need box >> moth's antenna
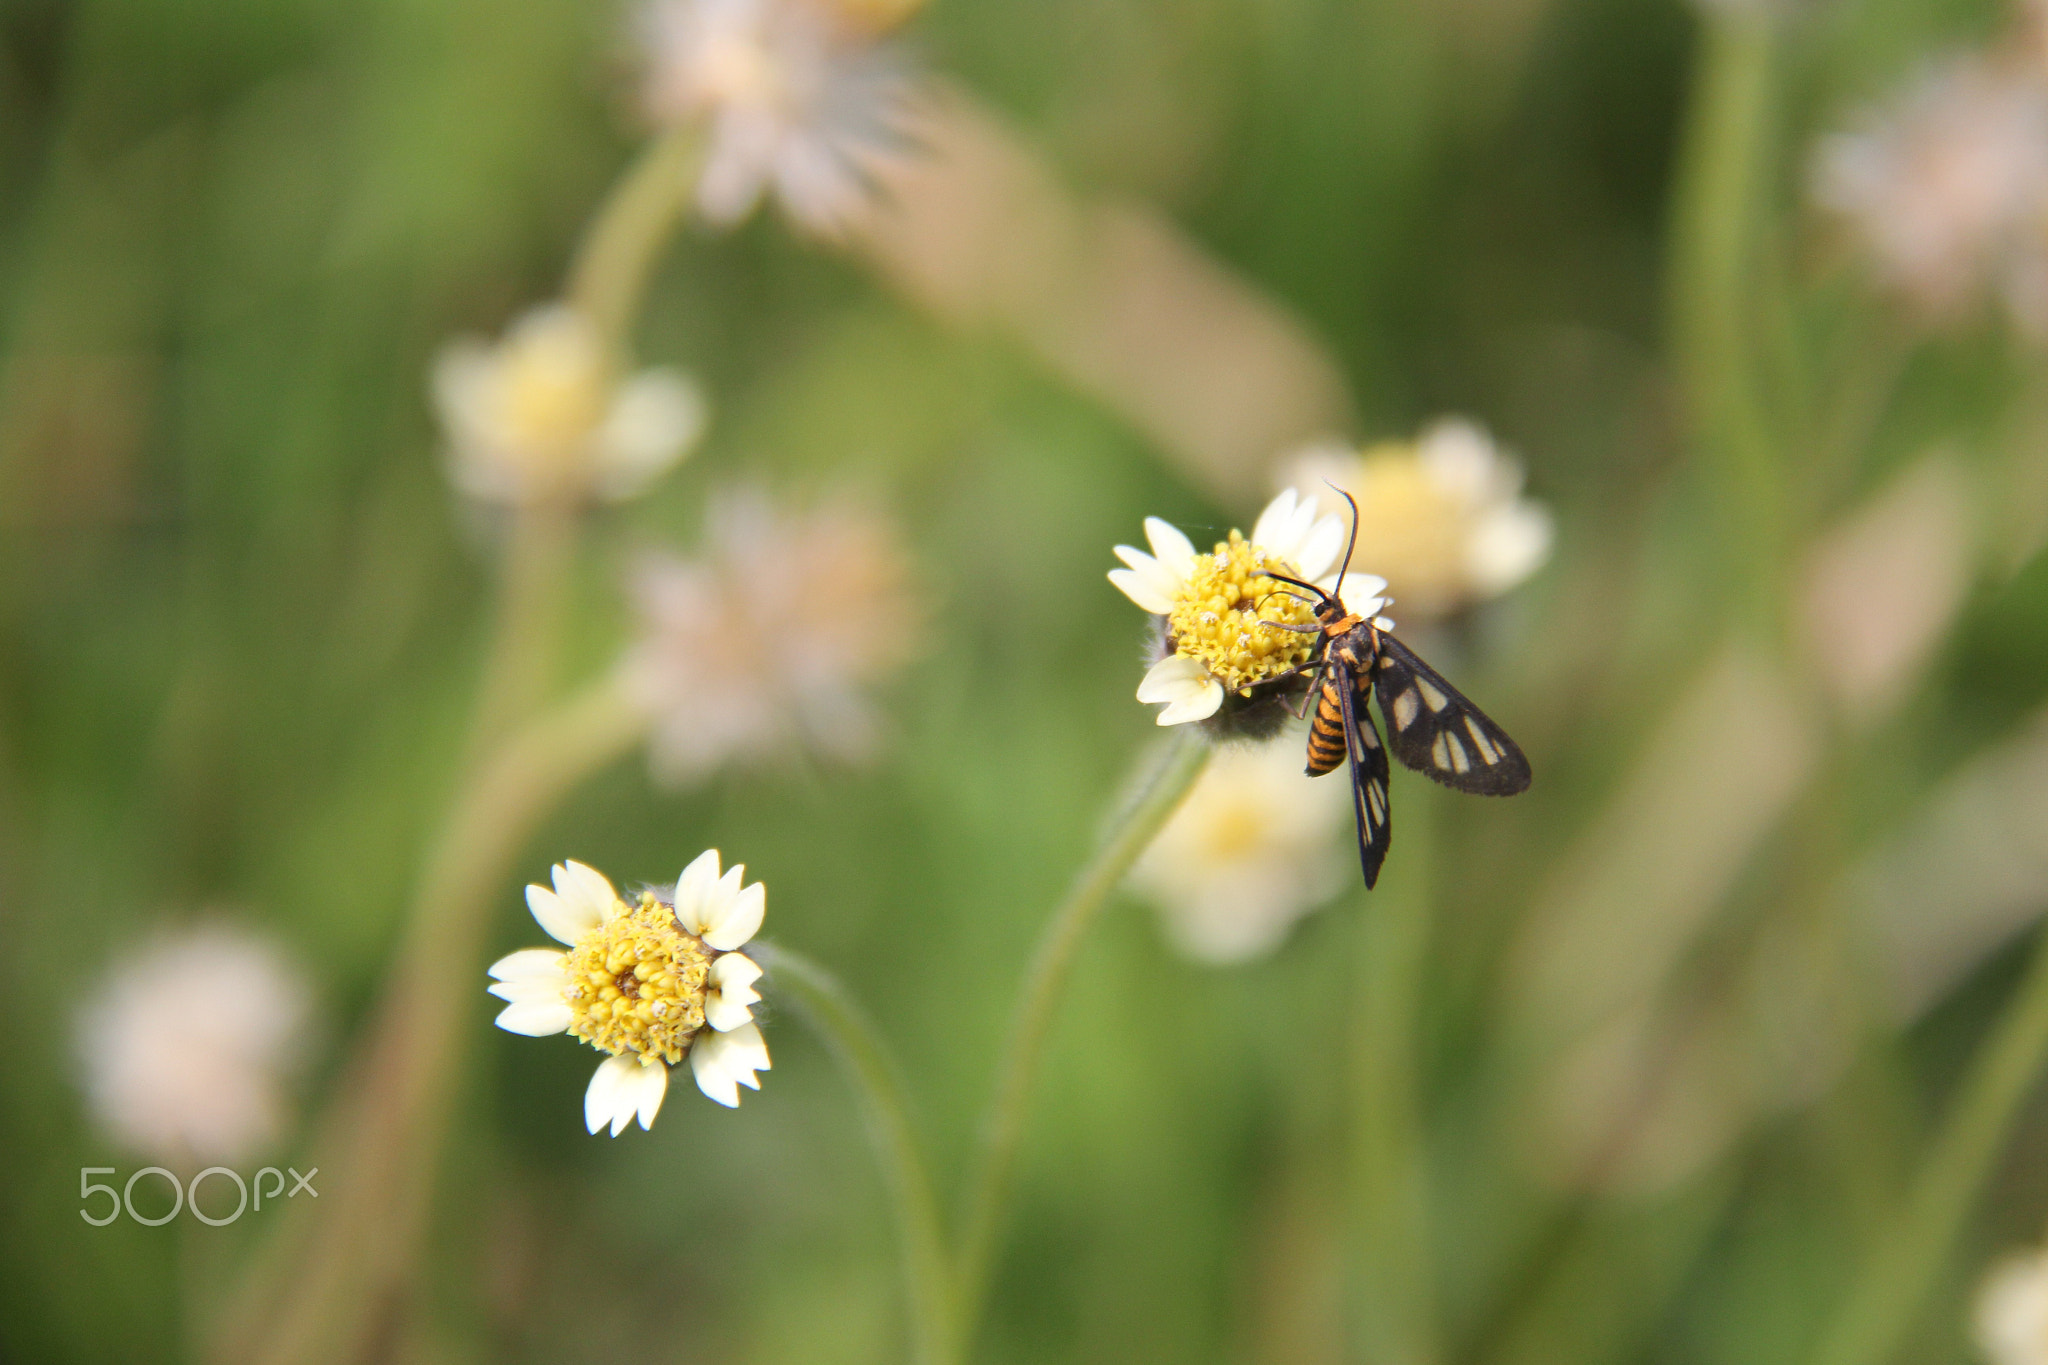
[1323,480,1360,606]
[1257,569,1335,608]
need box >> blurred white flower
[1278,420,1551,621]
[433,303,706,506]
[619,487,918,785]
[1813,53,2048,329]
[1977,1248,2048,1365]
[637,0,917,236]
[1130,734,1352,962]
[1110,489,1388,728]
[487,853,771,1131]
[76,924,311,1166]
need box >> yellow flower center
[1198,791,1273,861]
[1166,530,1319,695]
[561,893,710,1064]
[499,334,609,458]
[1346,446,1468,611]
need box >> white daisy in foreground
[488,853,771,1131]
[1109,489,1387,729]
[619,486,917,785]
[1977,1247,2048,1365]
[637,0,917,237]
[1130,733,1352,962]
[1813,52,2048,329]
[1278,419,1551,621]
[76,923,311,1165]
[433,303,706,506]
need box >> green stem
[565,125,706,350]
[953,728,1212,1347]
[1811,924,2048,1365]
[753,943,957,1365]
[469,498,579,751]
[1350,801,1439,1365]
[1669,5,1784,630]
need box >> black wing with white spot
[1370,633,1531,796]
[1337,661,1393,888]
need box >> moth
[1263,493,1531,888]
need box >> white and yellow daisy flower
[1278,419,1551,621]
[636,0,917,237]
[1109,489,1388,727]
[1128,733,1352,962]
[487,852,771,1133]
[1813,51,2048,330]
[433,303,706,506]
[618,486,918,786]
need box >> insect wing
[1337,662,1392,888]
[1371,634,1531,796]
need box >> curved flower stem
[752,943,957,1365]
[566,125,707,351]
[953,728,1211,1348]
[1811,925,2048,1365]
[211,680,649,1365]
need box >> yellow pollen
[1165,530,1319,694]
[498,330,609,459]
[562,892,711,1065]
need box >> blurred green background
[7,0,2048,1362]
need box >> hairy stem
[753,943,957,1365]
[953,728,1211,1348]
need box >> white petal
[431,342,497,452]
[1112,544,1158,573]
[487,955,569,1004]
[1467,502,1554,597]
[1141,518,1198,579]
[594,369,708,501]
[487,947,568,982]
[672,849,724,934]
[1156,683,1225,725]
[1137,656,1225,725]
[1107,550,1183,614]
[487,976,561,1004]
[556,861,622,924]
[1331,571,1388,602]
[696,108,778,226]
[495,999,573,1036]
[1137,654,1207,702]
[526,884,597,947]
[628,1057,669,1131]
[584,1055,631,1136]
[705,952,764,1031]
[1419,419,1504,505]
[691,1022,771,1108]
[701,876,765,951]
[1293,513,1348,582]
[1251,488,1300,553]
